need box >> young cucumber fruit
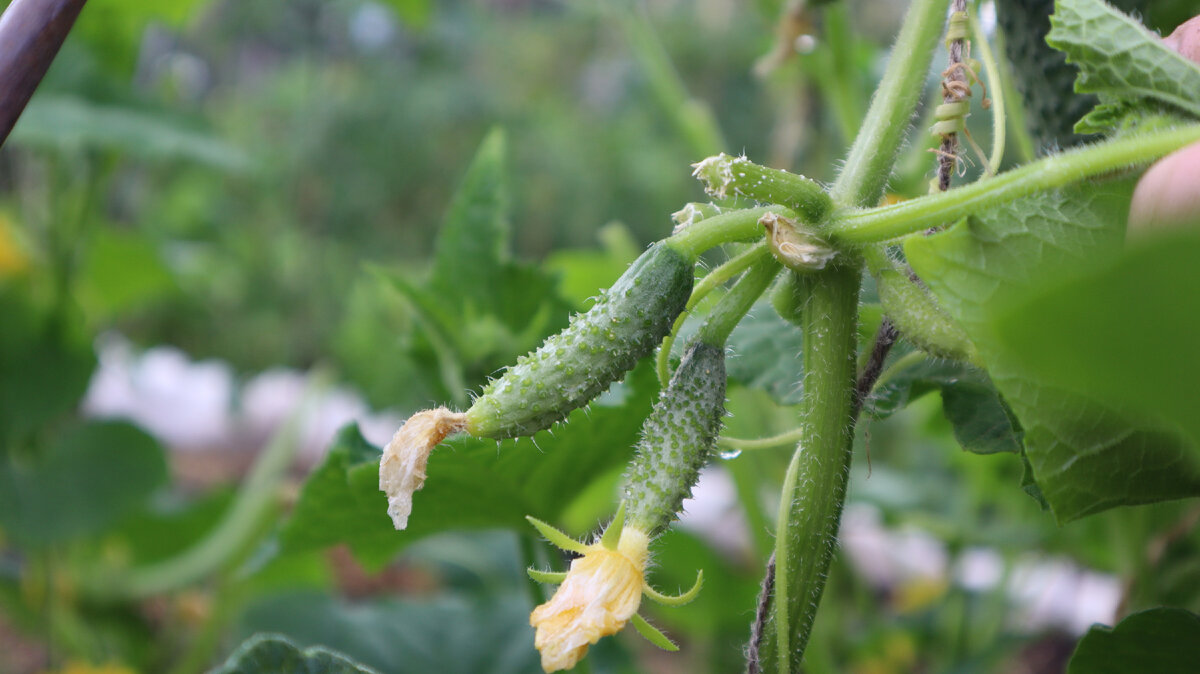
[464,240,694,439]
[622,340,726,536]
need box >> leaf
[0,288,96,448]
[905,181,1200,521]
[0,421,168,545]
[868,353,1022,455]
[75,228,178,321]
[1048,0,1200,133]
[429,128,511,316]
[281,364,658,568]
[1066,608,1200,674]
[988,232,1200,454]
[234,591,539,674]
[12,95,249,170]
[721,302,806,405]
[211,633,380,674]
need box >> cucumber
[622,340,727,536]
[996,0,1098,151]
[464,240,694,439]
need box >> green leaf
[1048,0,1200,133]
[76,228,177,321]
[235,591,539,674]
[1066,608,1200,674]
[212,633,380,674]
[0,288,96,449]
[281,364,658,568]
[12,95,249,170]
[988,232,1200,454]
[0,421,168,545]
[429,128,511,316]
[720,302,806,405]
[905,181,1200,521]
[869,353,1023,455]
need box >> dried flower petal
[378,407,465,529]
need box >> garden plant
[3,0,1200,673]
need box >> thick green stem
[761,265,861,674]
[829,123,1200,243]
[657,242,771,385]
[697,257,781,347]
[829,0,951,208]
[666,205,785,259]
[863,246,979,364]
[692,154,832,224]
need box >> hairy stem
[697,258,781,347]
[828,0,952,208]
[761,265,861,673]
[667,206,785,258]
[828,123,1200,243]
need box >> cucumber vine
[371,0,1200,672]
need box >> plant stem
[828,123,1200,243]
[763,265,861,674]
[828,0,951,209]
[863,246,978,364]
[697,258,781,347]
[666,206,784,259]
[657,241,772,385]
[969,2,1005,174]
[82,379,320,600]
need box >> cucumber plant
[323,0,1200,672]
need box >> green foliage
[989,232,1200,452]
[1048,0,1200,133]
[906,183,1200,521]
[235,592,538,674]
[282,363,657,568]
[1066,608,1200,674]
[212,633,380,674]
[11,95,249,169]
[0,289,95,449]
[868,354,1023,456]
[0,420,167,546]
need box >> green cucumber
[622,340,727,536]
[464,240,694,439]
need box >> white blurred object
[83,333,234,450]
[83,333,402,462]
[677,467,753,558]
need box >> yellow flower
[530,527,650,672]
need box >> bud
[761,211,837,272]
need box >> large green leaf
[235,592,539,674]
[1047,0,1200,133]
[281,364,658,567]
[212,633,379,674]
[989,232,1200,452]
[378,130,572,399]
[12,95,249,169]
[1066,608,1200,674]
[0,421,168,545]
[868,353,1023,455]
[0,289,96,449]
[720,302,806,405]
[905,182,1200,521]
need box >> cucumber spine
[465,240,694,439]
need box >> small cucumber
[622,340,727,536]
[464,240,694,439]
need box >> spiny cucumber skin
[464,242,693,440]
[623,341,726,537]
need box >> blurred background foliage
[2,0,1200,673]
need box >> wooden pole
[0,0,88,147]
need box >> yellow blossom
[530,527,650,672]
[378,407,466,529]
